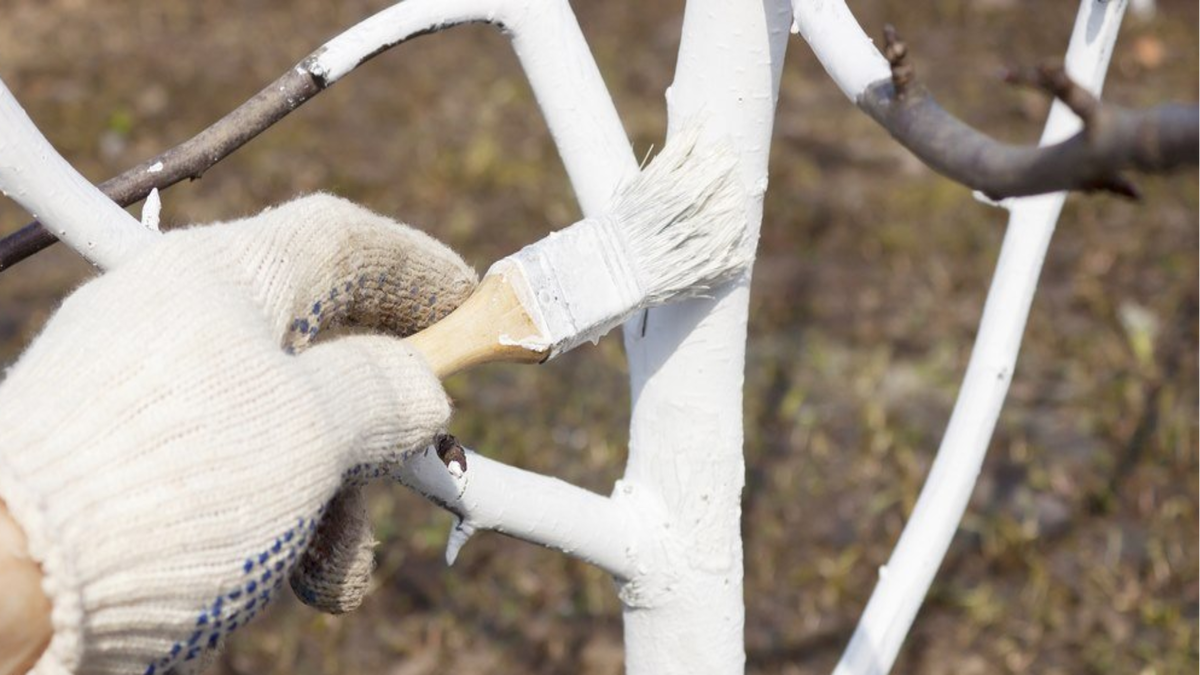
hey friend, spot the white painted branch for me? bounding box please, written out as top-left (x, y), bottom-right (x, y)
top-left (505, 3), bottom-right (640, 215)
top-left (790, 0), bottom-right (891, 102)
top-left (306, 0), bottom-right (638, 216)
top-left (828, 2), bottom-right (1129, 674)
top-left (612, 3), bottom-right (791, 674)
top-left (393, 447), bottom-right (639, 580)
top-left (0, 77), bottom-right (156, 269)
top-left (304, 0), bottom-right (497, 85)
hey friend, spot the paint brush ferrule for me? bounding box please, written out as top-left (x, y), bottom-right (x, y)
top-left (487, 215), bottom-right (643, 358)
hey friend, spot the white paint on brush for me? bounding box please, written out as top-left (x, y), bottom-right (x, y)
top-left (490, 215), bottom-right (642, 357)
top-left (833, 3), bottom-right (1129, 674)
top-left (0, 76), bottom-right (157, 269)
top-left (491, 127), bottom-right (749, 358)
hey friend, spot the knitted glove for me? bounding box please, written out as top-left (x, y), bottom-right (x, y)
top-left (0, 194), bottom-right (477, 675)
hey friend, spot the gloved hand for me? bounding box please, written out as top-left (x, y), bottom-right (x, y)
top-left (0, 194), bottom-right (477, 675)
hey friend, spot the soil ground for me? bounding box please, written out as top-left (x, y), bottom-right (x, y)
top-left (0, 1), bottom-right (1196, 673)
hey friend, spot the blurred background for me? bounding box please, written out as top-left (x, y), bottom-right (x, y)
top-left (0, 1), bottom-right (1196, 673)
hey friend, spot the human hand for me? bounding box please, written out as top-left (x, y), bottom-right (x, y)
top-left (0, 194), bottom-right (476, 674)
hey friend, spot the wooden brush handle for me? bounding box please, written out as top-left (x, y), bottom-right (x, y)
top-left (405, 272), bottom-right (548, 378)
top-left (0, 501), bottom-right (52, 675)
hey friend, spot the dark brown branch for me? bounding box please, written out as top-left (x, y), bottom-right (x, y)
top-left (0, 66), bottom-right (324, 273)
top-left (857, 25), bottom-right (1199, 201)
top-left (0, 12), bottom-right (497, 275)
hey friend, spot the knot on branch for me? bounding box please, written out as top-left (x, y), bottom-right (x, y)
top-left (882, 24), bottom-right (915, 98)
top-left (435, 433), bottom-right (468, 476)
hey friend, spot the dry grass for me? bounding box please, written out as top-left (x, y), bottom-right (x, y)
top-left (0, 1), bottom-right (1195, 673)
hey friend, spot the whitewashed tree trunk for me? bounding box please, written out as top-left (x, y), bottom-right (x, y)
top-left (316, 4), bottom-right (795, 672)
top-left (616, 2), bottom-right (791, 673)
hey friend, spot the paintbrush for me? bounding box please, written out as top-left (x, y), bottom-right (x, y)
top-left (406, 127), bottom-right (751, 378)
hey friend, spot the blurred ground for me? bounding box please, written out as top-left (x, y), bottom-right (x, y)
top-left (0, 1), bottom-right (1196, 673)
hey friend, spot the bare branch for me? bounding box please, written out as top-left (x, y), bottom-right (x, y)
top-left (0, 61), bottom-right (321, 272)
top-left (858, 25), bottom-right (1199, 200)
top-left (0, 0), bottom-right (502, 274)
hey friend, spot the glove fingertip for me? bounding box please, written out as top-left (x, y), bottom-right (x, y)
top-left (290, 487), bottom-right (377, 615)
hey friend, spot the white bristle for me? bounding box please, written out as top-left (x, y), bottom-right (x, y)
top-left (489, 124), bottom-right (751, 358)
top-left (610, 125), bottom-right (751, 306)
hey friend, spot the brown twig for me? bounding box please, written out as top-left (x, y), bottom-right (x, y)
top-left (0, 67), bottom-right (319, 273)
top-left (435, 433), bottom-right (468, 474)
top-left (882, 24), bottom-right (913, 98)
top-left (857, 25), bottom-right (1198, 201)
top-left (0, 18), bottom-right (483, 274)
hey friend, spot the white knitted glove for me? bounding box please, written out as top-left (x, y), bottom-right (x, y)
top-left (0, 194), bottom-right (477, 675)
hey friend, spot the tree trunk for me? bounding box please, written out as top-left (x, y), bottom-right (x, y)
top-left (618, 2), bottom-right (792, 673)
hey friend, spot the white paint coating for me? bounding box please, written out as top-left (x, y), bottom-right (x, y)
top-left (308, 0), bottom-right (498, 84)
top-left (493, 215), bottom-right (641, 357)
top-left (392, 446), bottom-right (639, 579)
top-left (616, 2), bottom-right (792, 673)
top-left (141, 188), bottom-right (161, 232)
top-left (833, 3), bottom-right (1128, 674)
top-left (790, 0), bottom-right (891, 101)
top-left (444, 520), bottom-right (476, 565)
top-left (492, 125), bottom-right (750, 359)
top-left (0, 76), bottom-right (157, 269)
top-left (305, 0), bottom-right (637, 215)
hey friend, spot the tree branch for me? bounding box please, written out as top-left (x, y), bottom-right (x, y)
top-left (0, 0), bottom-right (506, 273)
top-left (834, 2), bottom-right (1132, 674)
top-left (0, 77), bottom-right (156, 270)
top-left (393, 442), bottom-right (640, 580)
top-left (790, 1), bottom-right (1197, 202)
top-left (0, 60), bottom-right (318, 272)
top-left (859, 26), bottom-right (1199, 200)
top-left (0, 0), bottom-right (638, 274)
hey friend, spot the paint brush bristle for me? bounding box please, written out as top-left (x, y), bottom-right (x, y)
top-left (486, 125), bottom-right (754, 359)
top-left (403, 124), bottom-right (756, 376)
top-left (611, 126), bottom-right (751, 306)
